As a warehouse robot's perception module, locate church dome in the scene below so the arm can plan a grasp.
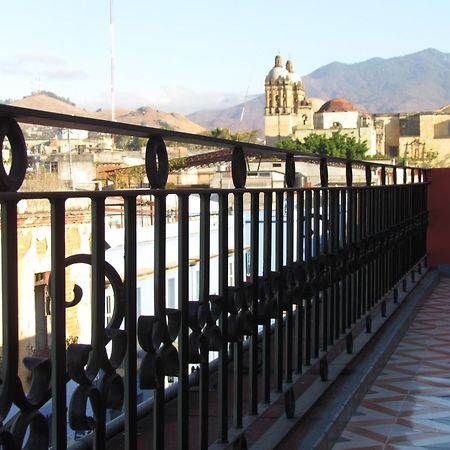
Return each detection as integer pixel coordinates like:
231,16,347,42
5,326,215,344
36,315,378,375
266,55,289,82
318,98,360,113
286,60,301,84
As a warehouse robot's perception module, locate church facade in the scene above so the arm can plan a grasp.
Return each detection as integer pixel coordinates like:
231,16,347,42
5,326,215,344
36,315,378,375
264,55,377,154
264,55,450,166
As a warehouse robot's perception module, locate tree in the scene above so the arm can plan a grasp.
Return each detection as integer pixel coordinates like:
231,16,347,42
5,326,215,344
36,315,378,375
277,133,368,159
205,127,258,143
114,135,147,151
31,90,76,106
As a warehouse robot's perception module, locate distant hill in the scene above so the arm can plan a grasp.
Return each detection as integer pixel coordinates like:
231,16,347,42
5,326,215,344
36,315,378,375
9,93,205,134
188,48,450,134
114,107,205,134
188,95,265,134
11,94,90,116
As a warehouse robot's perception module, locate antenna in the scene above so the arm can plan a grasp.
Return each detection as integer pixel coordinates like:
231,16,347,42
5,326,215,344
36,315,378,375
110,0,115,122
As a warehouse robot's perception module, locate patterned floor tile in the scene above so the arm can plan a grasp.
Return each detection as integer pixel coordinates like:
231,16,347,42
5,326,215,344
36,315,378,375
332,278,450,450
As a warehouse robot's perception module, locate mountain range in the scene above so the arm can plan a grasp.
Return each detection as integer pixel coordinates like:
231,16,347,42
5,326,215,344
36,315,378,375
188,48,450,133
9,94,205,134
7,49,450,136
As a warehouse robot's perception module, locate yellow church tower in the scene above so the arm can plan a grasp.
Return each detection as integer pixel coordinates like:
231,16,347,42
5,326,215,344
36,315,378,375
264,55,308,146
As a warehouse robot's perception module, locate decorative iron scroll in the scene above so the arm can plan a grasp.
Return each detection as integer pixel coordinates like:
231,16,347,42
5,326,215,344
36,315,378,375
9,357,51,449
0,252,127,449
60,254,125,443
138,308,181,388
258,273,280,322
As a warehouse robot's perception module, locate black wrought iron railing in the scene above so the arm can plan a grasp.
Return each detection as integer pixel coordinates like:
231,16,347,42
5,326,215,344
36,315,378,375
0,104,428,450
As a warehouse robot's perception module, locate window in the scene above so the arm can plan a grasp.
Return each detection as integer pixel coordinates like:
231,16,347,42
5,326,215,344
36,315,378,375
399,115,420,137
388,146,399,157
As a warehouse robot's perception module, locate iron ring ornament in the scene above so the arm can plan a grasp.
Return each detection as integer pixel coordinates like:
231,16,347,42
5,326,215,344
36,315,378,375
231,146,247,188
145,135,169,189
285,153,296,187
187,296,223,362
0,118,27,192
320,158,328,187
346,162,353,187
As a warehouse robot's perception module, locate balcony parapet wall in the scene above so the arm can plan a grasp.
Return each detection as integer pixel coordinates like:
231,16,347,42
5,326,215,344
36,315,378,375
427,168,450,266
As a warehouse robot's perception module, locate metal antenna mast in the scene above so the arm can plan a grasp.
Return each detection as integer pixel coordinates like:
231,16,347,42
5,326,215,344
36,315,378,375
110,0,116,122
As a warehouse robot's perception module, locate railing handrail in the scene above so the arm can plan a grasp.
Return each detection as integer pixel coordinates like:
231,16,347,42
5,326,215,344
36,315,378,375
0,104,426,173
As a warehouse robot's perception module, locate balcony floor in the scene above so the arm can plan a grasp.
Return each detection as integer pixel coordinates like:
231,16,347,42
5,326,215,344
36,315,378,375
333,276,450,449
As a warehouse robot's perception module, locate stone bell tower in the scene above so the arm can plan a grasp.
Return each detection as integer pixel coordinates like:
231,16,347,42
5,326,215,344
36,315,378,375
264,55,306,146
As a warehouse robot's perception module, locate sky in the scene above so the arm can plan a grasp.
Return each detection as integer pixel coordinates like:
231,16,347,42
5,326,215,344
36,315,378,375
1,0,450,114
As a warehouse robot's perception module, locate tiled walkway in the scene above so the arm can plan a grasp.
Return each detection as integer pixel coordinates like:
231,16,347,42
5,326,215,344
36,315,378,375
333,278,450,449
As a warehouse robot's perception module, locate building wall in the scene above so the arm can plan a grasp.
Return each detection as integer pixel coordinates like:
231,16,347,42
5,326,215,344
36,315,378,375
427,168,450,266
264,114,295,146
315,111,360,130
374,115,401,155
359,127,377,156
419,114,450,165
376,112,450,165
